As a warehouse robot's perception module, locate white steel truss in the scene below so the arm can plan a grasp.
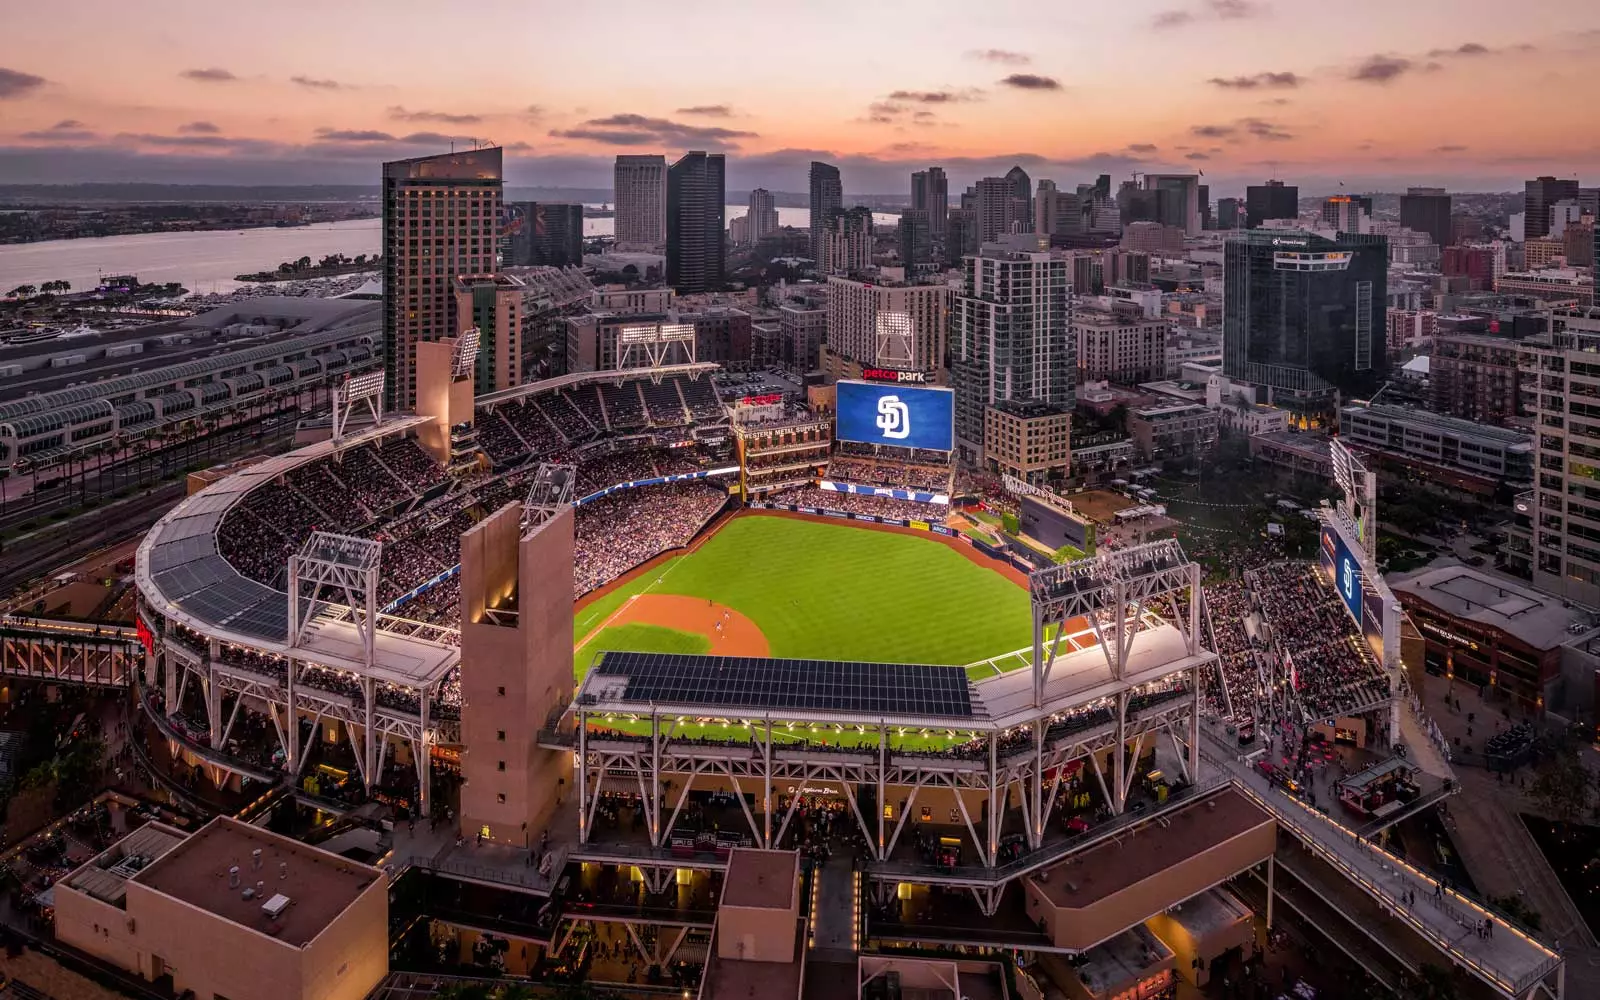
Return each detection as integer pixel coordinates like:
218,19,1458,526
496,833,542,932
333,371,384,442
0,632,139,687
288,532,382,664
617,324,696,378
522,462,576,532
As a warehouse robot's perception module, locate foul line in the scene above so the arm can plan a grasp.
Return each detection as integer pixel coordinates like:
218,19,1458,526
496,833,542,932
572,556,687,653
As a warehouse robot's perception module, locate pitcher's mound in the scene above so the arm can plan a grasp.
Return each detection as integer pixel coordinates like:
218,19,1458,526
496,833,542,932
607,594,770,657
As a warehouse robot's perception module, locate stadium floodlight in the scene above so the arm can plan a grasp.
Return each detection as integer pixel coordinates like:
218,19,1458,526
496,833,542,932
452,328,481,380
333,370,385,442
617,322,696,376
875,311,915,369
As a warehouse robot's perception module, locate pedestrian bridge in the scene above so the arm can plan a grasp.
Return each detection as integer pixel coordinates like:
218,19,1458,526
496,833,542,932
0,615,141,688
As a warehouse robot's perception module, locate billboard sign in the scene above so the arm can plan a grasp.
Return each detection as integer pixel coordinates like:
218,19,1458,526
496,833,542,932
1321,525,1364,626
835,380,954,451
860,367,929,384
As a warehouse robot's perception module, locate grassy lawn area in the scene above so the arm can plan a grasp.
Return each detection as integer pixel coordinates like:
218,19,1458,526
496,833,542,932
581,515,1031,667
574,621,709,677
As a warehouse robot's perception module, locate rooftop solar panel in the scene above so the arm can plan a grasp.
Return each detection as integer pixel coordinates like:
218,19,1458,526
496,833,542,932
591,652,975,718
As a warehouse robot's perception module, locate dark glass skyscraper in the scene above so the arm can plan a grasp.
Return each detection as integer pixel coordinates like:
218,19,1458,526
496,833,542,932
502,201,584,267
666,151,725,294
1244,179,1297,229
808,161,843,265
1398,187,1452,247
1223,230,1388,416
1525,175,1580,239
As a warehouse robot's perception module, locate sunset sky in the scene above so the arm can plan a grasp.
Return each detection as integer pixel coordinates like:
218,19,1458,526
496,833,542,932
1,0,1597,194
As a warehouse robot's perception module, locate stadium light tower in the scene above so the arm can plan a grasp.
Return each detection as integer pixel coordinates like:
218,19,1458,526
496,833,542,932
333,370,385,442
875,310,915,369
452,327,482,381
616,322,696,381
521,462,576,534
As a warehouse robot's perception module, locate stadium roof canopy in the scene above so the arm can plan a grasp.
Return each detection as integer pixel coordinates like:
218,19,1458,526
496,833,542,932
136,414,458,688
581,652,975,725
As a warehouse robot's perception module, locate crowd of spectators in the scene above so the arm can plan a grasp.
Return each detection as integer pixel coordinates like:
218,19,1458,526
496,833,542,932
764,485,946,524
574,482,726,596
954,471,1019,516
1207,561,1390,726
599,382,647,429
826,456,951,492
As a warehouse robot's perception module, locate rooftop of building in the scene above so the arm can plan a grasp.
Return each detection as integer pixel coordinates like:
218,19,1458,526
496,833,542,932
701,919,807,1000
1390,565,1600,650
1340,403,1532,449
1500,268,1590,282
1130,400,1211,418
720,849,799,910
63,822,188,909
1027,787,1270,910
1136,381,1209,404
1249,429,1333,457
453,272,525,290
1162,886,1252,940
990,398,1072,419
1073,925,1175,997
131,816,381,948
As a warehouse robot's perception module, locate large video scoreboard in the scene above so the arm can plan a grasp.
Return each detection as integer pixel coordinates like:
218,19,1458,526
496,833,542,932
835,380,954,452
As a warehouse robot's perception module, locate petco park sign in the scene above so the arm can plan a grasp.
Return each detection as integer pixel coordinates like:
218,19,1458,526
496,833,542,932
861,367,928,384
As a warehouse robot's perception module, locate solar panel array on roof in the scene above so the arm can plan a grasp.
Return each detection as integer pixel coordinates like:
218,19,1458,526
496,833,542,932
592,652,975,718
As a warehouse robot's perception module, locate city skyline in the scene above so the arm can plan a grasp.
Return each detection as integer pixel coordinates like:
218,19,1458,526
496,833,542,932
0,0,1597,192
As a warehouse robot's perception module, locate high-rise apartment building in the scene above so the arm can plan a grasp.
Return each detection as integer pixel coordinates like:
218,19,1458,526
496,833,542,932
1035,180,1083,239
975,176,1022,242
1508,312,1600,602
502,202,584,267
1198,184,1211,230
1143,174,1201,236
1245,180,1297,229
614,154,667,251
382,146,503,411
1399,187,1452,248
809,161,843,265
1525,176,1580,239
1322,195,1371,235
898,209,933,272
1429,332,1522,427
945,209,978,268
1222,229,1388,417
911,167,948,240
454,272,525,392
746,188,779,244
824,276,948,374
1217,198,1242,230
820,206,874,275
665,151,725,294
950,248,1073,461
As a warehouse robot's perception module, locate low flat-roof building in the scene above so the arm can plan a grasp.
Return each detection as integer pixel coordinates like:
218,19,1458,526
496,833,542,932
983,399,1073,485
1126,403,1218,462
53,816,388,1000
1392,565,1600,711
1249,429,1333,479
1339,403,1532,496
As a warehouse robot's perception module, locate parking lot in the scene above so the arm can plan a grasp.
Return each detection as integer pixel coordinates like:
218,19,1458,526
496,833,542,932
713,367,804,402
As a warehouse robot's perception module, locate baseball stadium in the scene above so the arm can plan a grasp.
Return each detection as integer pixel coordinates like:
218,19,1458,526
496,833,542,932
125,332,1562,1000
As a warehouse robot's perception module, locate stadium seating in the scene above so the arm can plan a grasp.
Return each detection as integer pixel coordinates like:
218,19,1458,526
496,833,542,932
678,376,724,421
639,379,688,425
599,381,647,430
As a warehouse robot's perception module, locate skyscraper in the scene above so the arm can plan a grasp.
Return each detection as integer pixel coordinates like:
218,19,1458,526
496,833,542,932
1525,176,1580,239
1244,180,1297,229
809,161,843,265
821,206,874,275
613,154,667,251
949,248,1073,460
502,202,584,267
1321,196,1369,235
975,176,1022,242
1223,229,1388,416
454,273,524,393
1036,181,1084,239
1217,198,1241,230
746,188,779,244
1398,187,1452,247
898,209,932,272
382,146,503,411
1143,174,1201,236
911,167,949,240
1005,165,1033,232
666,151,725,294
945,208,978,268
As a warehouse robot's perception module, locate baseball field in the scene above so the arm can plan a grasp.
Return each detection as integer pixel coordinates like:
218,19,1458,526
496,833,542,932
573,513,1034,680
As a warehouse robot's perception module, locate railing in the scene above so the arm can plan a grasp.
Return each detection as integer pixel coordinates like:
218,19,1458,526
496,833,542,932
866,774,1232,885
392,851,555,893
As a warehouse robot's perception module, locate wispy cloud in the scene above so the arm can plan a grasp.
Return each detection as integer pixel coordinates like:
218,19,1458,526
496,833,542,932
1208,71,1300,89
966,49,1030,65
1153,0,1264,29
1432,144,1469,153
178,121,220,134
676,105,733,117
548,113,756,149
0,67,46,99
1127,143,1159,153
179,67,238,83
1349,55,1420,83
314,128,397,142
388,106,482,125
887,89,983,103
290,75,347,90
20,120,94,141
998,74,1062,91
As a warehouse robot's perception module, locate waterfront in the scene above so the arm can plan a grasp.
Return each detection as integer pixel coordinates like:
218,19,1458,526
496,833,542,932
3,205,902,296
0,218,381,295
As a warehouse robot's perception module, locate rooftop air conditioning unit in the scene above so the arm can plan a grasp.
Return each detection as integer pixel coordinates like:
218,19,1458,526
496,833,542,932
262,893,292,920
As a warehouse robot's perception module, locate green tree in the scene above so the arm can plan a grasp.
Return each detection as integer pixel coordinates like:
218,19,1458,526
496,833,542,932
1528,741,1594,824
1488,894,1543,932
1406,963,1460,1000
1001,512,1020,536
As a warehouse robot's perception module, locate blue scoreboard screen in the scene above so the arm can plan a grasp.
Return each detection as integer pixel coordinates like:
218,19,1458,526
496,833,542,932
835,380,954,451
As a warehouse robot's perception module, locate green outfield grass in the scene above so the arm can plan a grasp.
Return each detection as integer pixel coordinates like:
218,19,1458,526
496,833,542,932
572,514,1032,678
573,622,709,677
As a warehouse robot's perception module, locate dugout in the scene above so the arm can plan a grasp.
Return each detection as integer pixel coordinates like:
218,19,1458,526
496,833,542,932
1021,494,1093,552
